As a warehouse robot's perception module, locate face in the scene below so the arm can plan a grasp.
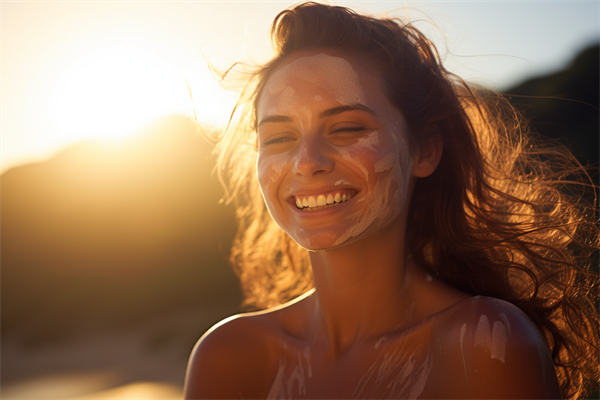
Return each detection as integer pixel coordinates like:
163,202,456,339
256,50,413,251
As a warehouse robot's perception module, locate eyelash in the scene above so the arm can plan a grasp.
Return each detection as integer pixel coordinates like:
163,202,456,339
332,127,365,134
262,127,365,145
263,136,294,146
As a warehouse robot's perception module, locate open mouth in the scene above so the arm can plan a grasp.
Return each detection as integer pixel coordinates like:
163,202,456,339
293,189,357,211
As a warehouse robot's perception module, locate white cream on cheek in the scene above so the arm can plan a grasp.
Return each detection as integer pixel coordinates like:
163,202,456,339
257,151,289,236
331,123,412,247
330,131,380,181
257,149,314,250
257,153,285,183
333,144,371,181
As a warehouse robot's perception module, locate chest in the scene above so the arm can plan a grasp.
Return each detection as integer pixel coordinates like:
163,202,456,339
266,332,437,399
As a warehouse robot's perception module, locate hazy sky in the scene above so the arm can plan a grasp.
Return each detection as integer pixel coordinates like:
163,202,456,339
2,1,598,172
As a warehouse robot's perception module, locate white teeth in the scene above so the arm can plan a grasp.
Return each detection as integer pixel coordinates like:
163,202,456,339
295,192,354,209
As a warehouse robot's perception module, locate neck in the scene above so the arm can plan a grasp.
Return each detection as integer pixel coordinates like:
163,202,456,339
306,216,421,356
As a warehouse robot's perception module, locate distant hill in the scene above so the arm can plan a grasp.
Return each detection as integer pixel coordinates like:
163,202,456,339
502,43,599,171
1,115,242,345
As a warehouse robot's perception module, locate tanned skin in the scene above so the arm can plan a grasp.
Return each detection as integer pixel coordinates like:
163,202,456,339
184,49,561,399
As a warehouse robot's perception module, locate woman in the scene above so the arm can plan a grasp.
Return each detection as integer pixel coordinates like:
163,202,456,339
184,3,599,399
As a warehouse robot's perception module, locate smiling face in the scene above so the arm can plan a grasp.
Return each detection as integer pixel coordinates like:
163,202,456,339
256,50,414,251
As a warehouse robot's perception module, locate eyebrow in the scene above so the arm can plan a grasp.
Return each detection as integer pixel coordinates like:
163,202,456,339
258,103,378,127
258,115,293,126
319,104,378,119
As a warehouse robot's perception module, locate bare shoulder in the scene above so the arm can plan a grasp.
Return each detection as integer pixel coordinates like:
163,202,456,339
431,296,561,399
183,311,281,399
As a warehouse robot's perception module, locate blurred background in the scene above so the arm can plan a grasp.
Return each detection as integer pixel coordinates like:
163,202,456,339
2,1,598,399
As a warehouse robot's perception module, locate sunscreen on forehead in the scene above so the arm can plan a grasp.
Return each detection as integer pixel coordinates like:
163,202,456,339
267,53,366,105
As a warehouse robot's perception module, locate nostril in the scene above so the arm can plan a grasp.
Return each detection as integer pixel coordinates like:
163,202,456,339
292,146,334,176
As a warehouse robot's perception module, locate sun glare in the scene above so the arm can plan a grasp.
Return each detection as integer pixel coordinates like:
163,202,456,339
48,46,193,140
47,45,236,142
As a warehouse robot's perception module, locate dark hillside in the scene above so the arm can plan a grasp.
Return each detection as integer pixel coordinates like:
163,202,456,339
1,115,242,346
502,43,599,172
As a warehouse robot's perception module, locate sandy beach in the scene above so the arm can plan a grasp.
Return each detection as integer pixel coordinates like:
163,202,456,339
2,305,237,399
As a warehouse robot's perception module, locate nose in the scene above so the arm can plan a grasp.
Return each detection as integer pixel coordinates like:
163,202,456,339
292,136,334,177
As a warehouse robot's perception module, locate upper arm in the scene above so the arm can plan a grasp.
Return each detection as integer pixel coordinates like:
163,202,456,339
184,315,277,399
435,297,561,399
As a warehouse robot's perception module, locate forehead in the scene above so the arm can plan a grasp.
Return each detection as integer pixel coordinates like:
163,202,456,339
257,50,384,115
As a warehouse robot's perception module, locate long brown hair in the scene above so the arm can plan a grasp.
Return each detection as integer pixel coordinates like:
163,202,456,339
212,3,599,398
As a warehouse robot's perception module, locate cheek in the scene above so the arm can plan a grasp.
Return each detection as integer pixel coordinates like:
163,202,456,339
330,131,381,181
371,154,405,218
372,134,412,213
331,135,412,247
257,153,289,206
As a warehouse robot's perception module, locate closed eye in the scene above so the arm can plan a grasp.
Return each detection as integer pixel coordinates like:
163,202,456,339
331,127,366,134
263,135,295,145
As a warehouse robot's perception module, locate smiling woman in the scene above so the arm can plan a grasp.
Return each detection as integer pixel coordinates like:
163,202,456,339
184,2,599,399
256,50,418,251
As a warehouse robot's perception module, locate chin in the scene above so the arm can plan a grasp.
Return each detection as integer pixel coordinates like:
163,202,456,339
290,229,365,252
289,230,343,252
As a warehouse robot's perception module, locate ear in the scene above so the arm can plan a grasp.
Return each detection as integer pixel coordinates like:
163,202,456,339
412,133,443,178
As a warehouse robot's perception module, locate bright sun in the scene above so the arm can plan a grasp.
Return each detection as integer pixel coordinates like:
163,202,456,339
48,45,236,140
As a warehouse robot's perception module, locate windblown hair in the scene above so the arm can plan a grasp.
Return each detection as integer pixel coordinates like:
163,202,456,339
212,2,599,398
